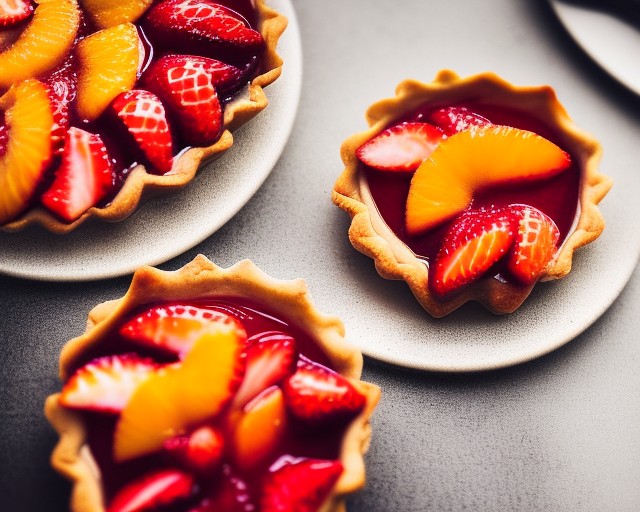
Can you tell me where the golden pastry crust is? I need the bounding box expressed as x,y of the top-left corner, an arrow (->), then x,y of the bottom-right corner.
2,0 -> 287,234
45,255 -> 381,512
333,69 -> 612,317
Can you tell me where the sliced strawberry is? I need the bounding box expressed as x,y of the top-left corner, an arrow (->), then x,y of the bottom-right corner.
356,122 -> 445,173
40,127 -> 115,222
0,123 -> 7,159
59,354 -> 157,414
428,106 -> 491,136
143,0 -> 264,54
190,465 -> 255,512
164,425 -> 225,473
431,207 -> 517,296
119,303 -> 244,356
0,0 -> 33,28
261,457 -> 343,512
232,331 -> 297,409
150,54 -> 244,94
507,204 -> 560,285
282,359 -> 366,425
107,468 -> 194,512
110,90 -> 174,175
44,60 -> 77,153
141,55 -> 223,146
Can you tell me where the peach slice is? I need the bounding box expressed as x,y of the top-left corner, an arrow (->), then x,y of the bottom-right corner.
80,0 -> 153,28
405,126 -> 571,235
230,386 -> 287,471
113,322 -> 246,462
76,22 -> 140,121
0,0 -> 81,90
0,79 -> 54,224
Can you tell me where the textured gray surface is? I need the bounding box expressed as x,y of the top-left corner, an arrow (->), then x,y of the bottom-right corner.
1,0 -> 640,511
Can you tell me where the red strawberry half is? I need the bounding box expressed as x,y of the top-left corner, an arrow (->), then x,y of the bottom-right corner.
164,425 -> 225,473
107,468 -> 194,512
428,106 -> 491,136
119,303 -> 244,356
141,55 -> 223,146
507,204 -> 560,285
143,0 -> 264,55
261,457 -> 343,512
41,127 -> 115,222
0,0 -> 33,28
356,122 -> 445,173
110,90 -> 174,175
431,207 -> 517,297
282,358 -> 366,425
59,354 -> 157,414
232,331 -> 297,409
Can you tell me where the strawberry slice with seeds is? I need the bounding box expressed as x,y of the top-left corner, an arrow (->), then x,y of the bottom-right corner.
507,204 -> 560,285
59,354 -> 157,414
356,122 -> 445,173
143,0 -> 264,53
110,90 -> 175,175
164,425 -> 225,473
41,127 -> 115,222
141,55 -> 223,146
282,358 -> 366,425
0,0 -> 33,28
190,465 -> 255,512
261,457 -> 344,512
431,207 -> 517,297
428,106 -> 491,136
119,303 -> 244,356
107,468 -> 194,512
232,331 -> 297,409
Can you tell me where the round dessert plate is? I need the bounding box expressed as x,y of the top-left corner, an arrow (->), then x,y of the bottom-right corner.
549,0 -> 640,95
0,0 -> 301,282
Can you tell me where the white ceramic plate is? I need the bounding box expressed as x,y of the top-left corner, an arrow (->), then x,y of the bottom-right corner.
549,0 -> 640,95
0,0 -> 301,282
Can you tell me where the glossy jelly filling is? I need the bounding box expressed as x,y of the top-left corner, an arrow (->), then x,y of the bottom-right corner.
363,103 -> 581,287
0,0 -> 264,215
68,298 -> 351,508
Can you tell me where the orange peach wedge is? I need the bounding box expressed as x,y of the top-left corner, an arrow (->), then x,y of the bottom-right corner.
76,22 -> 140,121
113,323 -> 246,462
0,79 -> 54,224
80,0 -> 153,28
0,0 -> 81,90
405,126 -> 571,235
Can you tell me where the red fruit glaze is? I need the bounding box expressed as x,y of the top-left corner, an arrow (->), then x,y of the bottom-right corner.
60,354 -> 157,414
41,127 -> 115,222
190,464 -> 255,512
283,359 -> 367,425
141,54 -> 223,146
107,468 -> 194,512
110,90 -> 174,175
356,122 -> 445,173
431,207 -> 516,297
507,204 -> 560,285
261,458 -> 344,512
44,59 -> 76,154
428,105 -> 491,135
363,103 -> 581,290
232,331 -> 297,408
0,0 -> 33,28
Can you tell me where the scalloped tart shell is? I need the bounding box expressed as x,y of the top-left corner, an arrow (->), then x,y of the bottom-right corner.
333,70 -> 612,317
45,255 -> 380,512
2,0 -> 287,234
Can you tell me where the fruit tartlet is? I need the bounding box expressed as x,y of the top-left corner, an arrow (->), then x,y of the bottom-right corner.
0,0 -> 286,233
333,70 -> 612,317
45,255 -> 380,512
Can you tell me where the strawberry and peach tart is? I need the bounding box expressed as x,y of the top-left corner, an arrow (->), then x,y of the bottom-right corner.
46,256 -> 380,512
333,70 -> 612,317
0,0 -> 286,232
